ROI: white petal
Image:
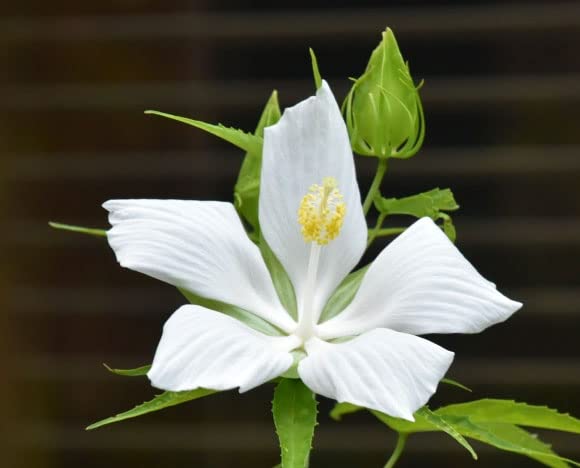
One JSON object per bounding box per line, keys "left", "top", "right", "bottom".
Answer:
{"left": 104, "top": 199, "right": 296, "bottom": 332}
{"left": 259, "top": 81, "right": 367, "bottom": 318}
{"left": 318, "top": 217, "right": 522, "bottom": 339}
{"left": 298, "top": 329, "right": 454, "bottom": 420}
{"left": 148, "top": 305, "right": 298, "bottom": 392}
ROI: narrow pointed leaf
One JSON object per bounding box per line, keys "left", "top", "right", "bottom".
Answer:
{"left": 49, "top": 222, "right": 106, "bottom": 237}
{"left": 145, "top": 110, "right": 262, "bottom": 155}
{"left": 438, "top": 399, "right": 580, "bottom": 434}
{"left": 441, "top": 378, "right": 472, "bottom": 392}
{"left": 448, "top": 418, "right": 579, "bottom": 467}
{"left": 103, "top": 363, "right": 150, "bottom": 377}
{"left": 235, "top": 91, "right": 281, "bottom": 233}
{"left": 415, "top": 407, "right": 477, "bottom": 459}
{"left": 309, "top": 48, "right": 322, "bottom": 90}
{"left": 86, "top": 389, "right": 217, "bottom": 430}
{"left": 273, "top": 379, "right": 318, "bottom": 468}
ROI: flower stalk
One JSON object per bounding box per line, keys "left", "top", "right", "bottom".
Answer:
{"left": 384, "top": 433, "right": 408, "bottom": 468}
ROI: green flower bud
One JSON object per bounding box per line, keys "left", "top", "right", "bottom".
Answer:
{"left": 344, "top": 28, "right": 425, "bottom": 159}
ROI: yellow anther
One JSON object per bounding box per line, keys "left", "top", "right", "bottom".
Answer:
{"left": 297, "top": 177, "right": 346, "bottom": 245}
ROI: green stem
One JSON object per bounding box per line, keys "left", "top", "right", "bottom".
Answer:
{"left": 384, "top": 433, "right": 408, "bottom": 468}
{"left": 362, "top": 158, "right": 388, "bottom": 215}
{"left": 366, "top": 213, "right": 386, "bottom": 248}
{"left": 367, "top": 224, "right": 406, "bottom": 248}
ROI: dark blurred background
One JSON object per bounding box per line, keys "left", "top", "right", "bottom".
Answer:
{"left": 2, "top": 1, "right": 580, "bottom": 467}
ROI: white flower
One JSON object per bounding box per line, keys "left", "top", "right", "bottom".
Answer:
{"left": 103, "top": 81, "right": 521, "bottom": 421}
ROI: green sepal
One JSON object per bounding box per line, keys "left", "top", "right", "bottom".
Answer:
{"left": 179, "top": 288, "right": 285, "bottom": 336}
{"left": 272, "top": 379, "right": 318, "bottom": 468}
{"left": 318, "top": 265, "right": 369, "bottom": 323}
{"left": 86, "top": 388, "right": 216, "bottom": 430}
{"left": 145, "top": 110, "right": 262, "bottom": 155}
{"left": 309, "top": 48, "right": 323, "bottom": 90}
{"left": 103, "top": 363, "right": 150, "bottom": 377}
{"left": 259, "top": 239, "right": 298, "bottom": 321}
{"left": 49, "top": 221, "right": 107, "bottom": 237}
{"left": 234, "top": 91, "right": 281, "bottom": 234}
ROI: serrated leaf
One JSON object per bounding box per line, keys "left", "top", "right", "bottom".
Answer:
{"left": 374, "top": 188, "right": 458, "bottom": 219}
{"left": 145, "top": 110, "right": 262, "bottom": 155}
{"left": 234, "top": 91, "right": 281, "bottom": 234}
{"left": 447, "top": 418, "right": 579, "bottom": 467}
{"left": 319, "top": 266, "right": 369, "bottom": 323}
{"left": 273, "top": 379, "right": 318, "bottom": 468}
{"left": 371, "top": 408, "right": 438, "bottom": 434}
{"left": 438, "top": 399, "right": 580, "bottom": 434}
{"left": 259, "top": 239, "right": 298, "bottom": 321}
{"left": 103, "top": 363, "right": 150, "bottom": 377}
{"left": 49, "top": 222, "right": 107, "bottom": 237}
{"left": 86, "top": 388, "right": 216, "bottom": 430}
{"left": 179, "top": 288, "right": 285, "bottom": 336}
{"left": 415, "top": 407, "right": 477, "bottom": 459}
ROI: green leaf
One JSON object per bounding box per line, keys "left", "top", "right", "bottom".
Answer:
{"left": 438, "top": 399, "right": 580, "bottom": 434}
{"left": 49, "top": 221, "right": 107, "bottom": 237}
{"left": 330, "top": 402, "right": 363, "bottom": 421}
{"left": 272, "top": 379, "right": 318, "bottom": 468}
{"left": 259, "top": 240, "right": 298, "bottom": 321}
{"left": 415, "top": 407, "right": 477, "bottom": 459}
{"left": 440, "top": 378, "right": 472, "bottom": 392}
{"left": 373, "top": 188, "right": 459, "bottom": 241}
{"left": 86, "top": 388, "right": 216, "bottom": 430}
{"left": 103, "top": 363, "right": 150, "bottom": 377}
{"left": 319, "top": 266, "right": 369, "bottom": 323}
{"left": 371, "top": 408, "right": 437, "bottom": 434}
{"left": 309, "top": 48, "right": 323, "bottom": 90}
{"left": 374, "top": 188, "right": 459, "bottom": 219}
{"left": 145, "top": 110, "right": 262, "bottom": 155}
{"left": 448, "top": 418, "right": 579, "bottom": 468}
{"left": 179, "top": 288, "right": 285, "bottom": 336}
{"left": 234, "top": 91, "right": 281, "bottom": 233}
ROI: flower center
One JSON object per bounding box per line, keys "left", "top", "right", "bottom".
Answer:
{"left": 298, "top": 177, "right": 346, "bottom": 245}
{"left": 294, "top": 177, "right": 346, "bottom": 344}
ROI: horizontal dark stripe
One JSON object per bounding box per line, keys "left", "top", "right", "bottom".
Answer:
{"left": 12, "top": 356, "right": 580, "bottom": 386}
{"left": 2, "top": 75, "right": 580, "bottom": 111}
{"left": 7, "top": 286, "right": 578, "bottom": 318}
{"left": 4, "top": 146, "right": 580, "bottom": 181}
{"left": 9, "top": 422, "right": 580, "bottom": 454}
{"left": 2, "top": 3, "right": 580, "bottom": 42}
{"left": 6, "top": 218, "right": 580, "bottom": 247}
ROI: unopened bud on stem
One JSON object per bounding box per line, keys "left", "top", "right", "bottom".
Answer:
{"left": 343, "top": 28, "right": 425, "bottom": 159}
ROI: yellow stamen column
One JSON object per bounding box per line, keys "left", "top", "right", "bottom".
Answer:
{"left": 295, "top": 177, "right": 346, "bottom": 342}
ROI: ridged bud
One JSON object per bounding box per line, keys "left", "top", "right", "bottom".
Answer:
{"left": 344, "top": 28, "right": 424, "bottom": 159}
